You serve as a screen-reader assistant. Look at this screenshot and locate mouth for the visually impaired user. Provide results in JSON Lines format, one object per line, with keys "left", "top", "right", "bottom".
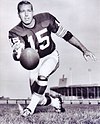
{"left": 25, "top": 18, "right": 30, "bottom": 21}
{"left": 25, "top": 18, "right": 29, "bottom": 21}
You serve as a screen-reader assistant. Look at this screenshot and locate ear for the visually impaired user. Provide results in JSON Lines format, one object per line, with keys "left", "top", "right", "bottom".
{"left": 18, "top": 13, "right": 20, "bottom": 18}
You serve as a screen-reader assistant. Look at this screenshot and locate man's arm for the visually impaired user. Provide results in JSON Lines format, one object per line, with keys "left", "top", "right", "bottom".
{"left": 9, "top": 37, "right": 25, "bottom": 61}
{"left": 68, "top": 36, "right": 96, "bottom": 61}
{"left": 55, "top": 25, "right": 96, "bottom": 61}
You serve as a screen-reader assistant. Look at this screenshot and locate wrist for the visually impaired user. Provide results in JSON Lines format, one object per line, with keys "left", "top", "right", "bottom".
{"left": 82, "top": 48, "right": 88, "bottom": 54}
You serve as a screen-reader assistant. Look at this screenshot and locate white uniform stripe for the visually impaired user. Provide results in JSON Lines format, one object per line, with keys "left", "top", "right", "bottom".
{"left": 56, "top": 25, "right": 67, "bottom": 37}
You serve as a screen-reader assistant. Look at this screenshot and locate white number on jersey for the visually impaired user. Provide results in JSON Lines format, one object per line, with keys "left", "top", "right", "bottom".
{"left": 36, "top": 28, "right": 50, "bottom": 50}
{"left": 28, "top": 36, "right": 35, "bottom": 49}
{"left": 9, "top": 37, "right": 20, "bottom": 47}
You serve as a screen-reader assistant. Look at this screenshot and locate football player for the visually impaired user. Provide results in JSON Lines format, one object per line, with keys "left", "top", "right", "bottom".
{"left": 9, "top": 1, "right": 96, "bottom": 117}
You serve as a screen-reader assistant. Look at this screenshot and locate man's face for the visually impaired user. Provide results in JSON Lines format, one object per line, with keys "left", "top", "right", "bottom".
{"left": 18, "top": 4, "right": 33, "bottom": 25}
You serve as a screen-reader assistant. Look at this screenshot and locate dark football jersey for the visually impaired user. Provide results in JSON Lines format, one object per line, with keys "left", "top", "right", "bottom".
{"left": 9, "top": 12, "right": 60, "bottom": 58}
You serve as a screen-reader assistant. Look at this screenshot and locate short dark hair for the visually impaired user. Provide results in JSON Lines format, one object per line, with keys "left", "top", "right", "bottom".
{"left": 17, "top": 1, "right": 33, "bottom": 13}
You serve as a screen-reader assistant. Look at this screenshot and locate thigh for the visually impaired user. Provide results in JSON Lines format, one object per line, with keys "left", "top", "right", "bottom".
{"left": 39, "top": 50, "right": 59, "bottom": 78}
{"left": 29, "top": 67, "right": 39, "bottom": 82}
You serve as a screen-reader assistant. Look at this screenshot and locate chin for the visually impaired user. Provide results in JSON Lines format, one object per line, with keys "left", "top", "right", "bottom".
{"left": 23, "top": 21, "right": 31, "bottom": 25}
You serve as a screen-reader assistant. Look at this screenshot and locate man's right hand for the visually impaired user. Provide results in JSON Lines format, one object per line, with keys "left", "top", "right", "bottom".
{"left": 13, "top": 43, "right": 25, "bottom": 59}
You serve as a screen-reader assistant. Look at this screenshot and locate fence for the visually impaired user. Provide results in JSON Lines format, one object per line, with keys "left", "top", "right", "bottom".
{"left": 0, "top": 98, "right": 31, "bottom": 105}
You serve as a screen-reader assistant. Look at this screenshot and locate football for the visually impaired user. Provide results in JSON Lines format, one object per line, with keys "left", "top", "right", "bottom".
{"left": 20, "top": 48, "right": 40, "bottom": 70}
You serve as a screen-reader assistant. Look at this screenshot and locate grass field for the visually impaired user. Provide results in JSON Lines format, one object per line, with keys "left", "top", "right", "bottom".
{"left": 0, "top": 104, "right": 100, "bottom": 124}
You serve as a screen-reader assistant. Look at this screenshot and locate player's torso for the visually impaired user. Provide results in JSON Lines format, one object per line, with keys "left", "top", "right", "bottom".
{"left": 10, "top": 13, "right": 57, "bottom": 58}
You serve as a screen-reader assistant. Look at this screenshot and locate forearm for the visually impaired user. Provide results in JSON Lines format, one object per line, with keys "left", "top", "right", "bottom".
{"left": 9, "top": 38, "right": 25, "bottom": 61}
{"left": 56, "top": 25, "right": 95, "bottom": 61}
{"left": 63, "top": 34, "right": 96, "bottom": 61}
{"left": 68, "top": 36, "right": 88, "bottom": 53}
{"left": 55, "top": 25, "right": 88, "bottom": 53}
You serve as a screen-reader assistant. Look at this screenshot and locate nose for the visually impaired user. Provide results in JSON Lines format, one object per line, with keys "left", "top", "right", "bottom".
{"left": 25, "top": 11, "right": 28, "bottom": 16}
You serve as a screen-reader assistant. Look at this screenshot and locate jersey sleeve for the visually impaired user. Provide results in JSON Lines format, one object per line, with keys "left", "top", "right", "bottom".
{"left": 9, "top": 30, "right": 25, "bottom": 48}
{"left": 47, "top": 13, "right": 60, "bottom": 33}
{"left": 48, "top": 13, "right": 73, "bottom": 41}
{"left": 9, "top": 28, "right": 25, "bottom": 61}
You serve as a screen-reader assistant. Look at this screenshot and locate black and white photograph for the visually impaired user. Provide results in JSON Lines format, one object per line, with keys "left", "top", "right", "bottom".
{"left": 0, "top": 0, "right": 100, "bottom": 123}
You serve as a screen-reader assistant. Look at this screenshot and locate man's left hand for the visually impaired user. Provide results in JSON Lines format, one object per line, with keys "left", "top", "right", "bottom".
{"left": 83, "top": 50, "right": 96, "bottom": 61}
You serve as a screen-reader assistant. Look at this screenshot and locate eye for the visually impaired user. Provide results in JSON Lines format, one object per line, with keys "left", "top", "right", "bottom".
{"left": 20, "top": 10, "right": 25, "bottom": 13}
{"left": 27, "top": 9, "right": 32, "bottom": 12}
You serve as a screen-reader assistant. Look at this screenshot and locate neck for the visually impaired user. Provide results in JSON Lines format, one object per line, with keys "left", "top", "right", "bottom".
{"left": 23, "top": 18, "right": 35, "bottom": 28}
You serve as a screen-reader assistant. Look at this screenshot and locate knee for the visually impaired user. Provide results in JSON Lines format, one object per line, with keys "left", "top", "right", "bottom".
{"left": 38, "top": 75, "right": 48, "bottom": 81}
{"left": 30, "top": 75, "right": 48, "bottom": 95}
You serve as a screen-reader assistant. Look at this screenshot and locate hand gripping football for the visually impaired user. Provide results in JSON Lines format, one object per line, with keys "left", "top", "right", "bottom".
{"left": 20, "top": 48, "right": 40, "bottom": 70}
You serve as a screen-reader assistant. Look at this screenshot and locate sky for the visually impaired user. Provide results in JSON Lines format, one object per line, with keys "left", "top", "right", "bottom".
{"left": 0, "top": 0, "right": 100, "bottom": 98}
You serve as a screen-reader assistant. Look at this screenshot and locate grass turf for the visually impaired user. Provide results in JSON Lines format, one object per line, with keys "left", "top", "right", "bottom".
{"left": 0, "top": 104, "right": 100, "bottom": 124}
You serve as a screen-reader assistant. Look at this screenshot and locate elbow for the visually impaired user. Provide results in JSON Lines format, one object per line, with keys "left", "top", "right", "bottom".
{"left": 63, "top": 31, "right": 73, "bottom": 41}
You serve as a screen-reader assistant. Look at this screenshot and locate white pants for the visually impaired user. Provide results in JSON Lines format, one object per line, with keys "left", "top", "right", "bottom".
{"left": 27, "top": 50, "right": 59, "bottom": 110}
{"left": 29, "top": 50, "right": 59, "bottom": 84}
